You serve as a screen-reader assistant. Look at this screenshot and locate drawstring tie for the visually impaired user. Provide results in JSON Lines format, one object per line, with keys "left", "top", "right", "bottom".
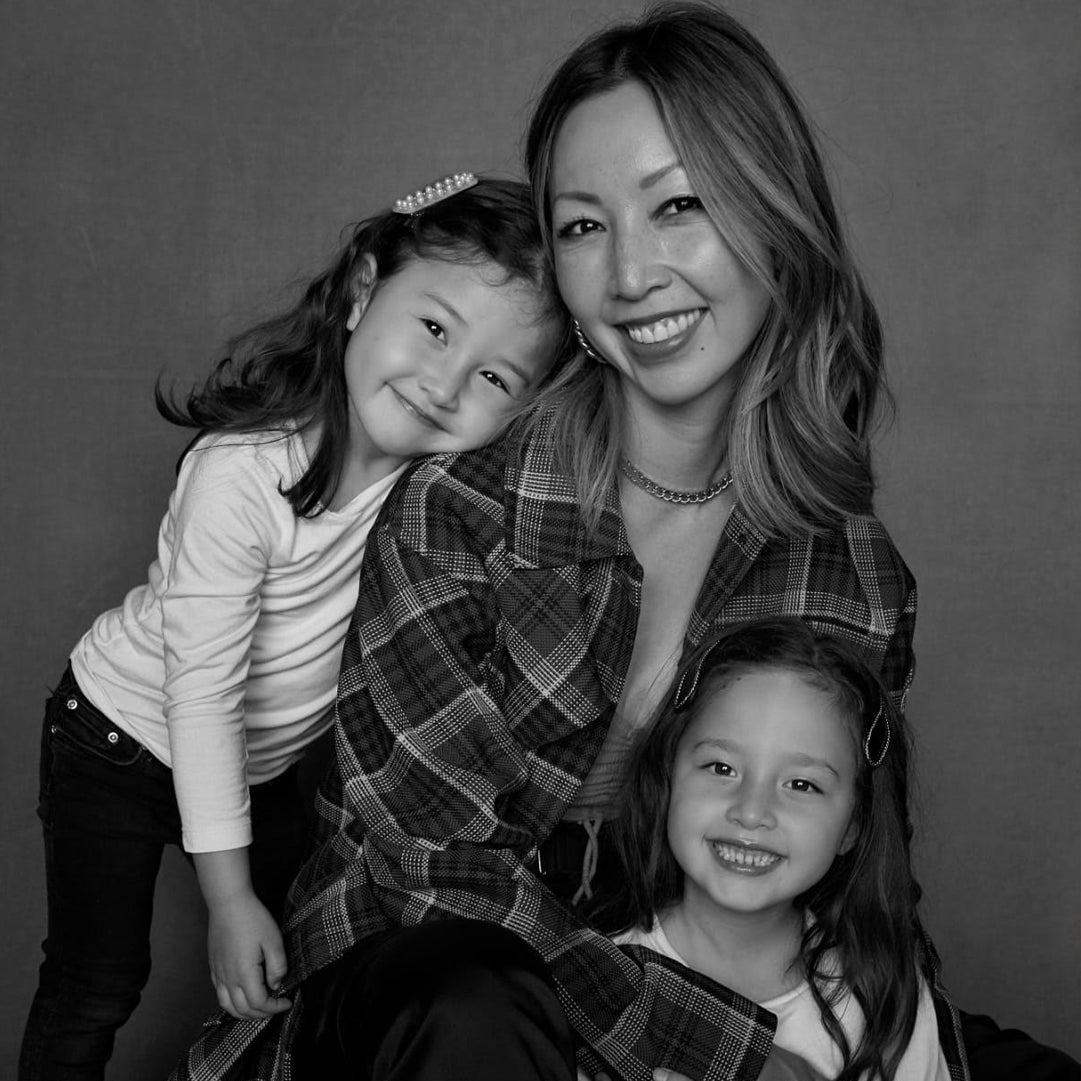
{"left": 571, "top": 818, "right": 603, "bottom": 906}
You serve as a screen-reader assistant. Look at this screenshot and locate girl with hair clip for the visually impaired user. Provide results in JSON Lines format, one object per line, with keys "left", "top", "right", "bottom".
{"left": 174, "top": 4, "right": 1072, "bottom": 1081}
{"left": 605, "top": 617, "right": 957, "bottom": 1081}
{"left": 20, "top": 175, "right": 568, "bottom": 1081}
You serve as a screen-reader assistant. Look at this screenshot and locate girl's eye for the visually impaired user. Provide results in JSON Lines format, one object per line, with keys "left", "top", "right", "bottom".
{"left": 421, "top": 319, "right": 446, "bottom": 342}
{"left": 480, "top": 371, "right": 510, "bottom": 394}
{"left": 706, "top": 761, "right": 734, "bottom": 777}
{"left": 788, "top": 778, "right": 822, "bottom": 794}
{"left": 555, "top": 217, "right": 600, "bottom": 239}
{"left": 661, "top": 195, "right": 703, "bottom": 216}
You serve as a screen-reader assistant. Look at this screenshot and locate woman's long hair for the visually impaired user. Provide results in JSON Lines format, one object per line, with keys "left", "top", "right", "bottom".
{"left": 524, "top": 2, "right": 889, "bottom": 538}
{"left": 157, "top": 178, "right": 569, "bottom": 517}
{"left": 607, "top": 618, "right": 921, "bottom": 1081}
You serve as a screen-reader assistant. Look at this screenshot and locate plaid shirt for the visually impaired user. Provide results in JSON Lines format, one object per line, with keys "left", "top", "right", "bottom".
{"left": 174, "top": 413, "right": 968, "bottom": 1081}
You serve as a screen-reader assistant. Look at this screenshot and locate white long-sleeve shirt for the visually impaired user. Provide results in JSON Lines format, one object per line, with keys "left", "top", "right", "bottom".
{"left": 71, "top": 430, "right": 405, "bottom": 853}
{"left": 616, "top": 919, "right": 950, "bottom": 1081}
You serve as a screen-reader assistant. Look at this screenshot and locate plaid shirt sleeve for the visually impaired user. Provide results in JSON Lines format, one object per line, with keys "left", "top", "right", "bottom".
{"left": 319, "top": 471, "right": 776, "bottom": 1081}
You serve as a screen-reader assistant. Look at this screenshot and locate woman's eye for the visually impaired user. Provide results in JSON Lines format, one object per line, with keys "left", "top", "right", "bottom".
{"left": 555, "top": 217, "right": 600, "bottom": 239}
{"left": 421, "top": 319, "right": 446, "bottom": 342}
{"left": 480, "top": 371, "right": 510, "bottom": 394}
{"left": 662, "top": 195, "right": 703, "bottom": 216}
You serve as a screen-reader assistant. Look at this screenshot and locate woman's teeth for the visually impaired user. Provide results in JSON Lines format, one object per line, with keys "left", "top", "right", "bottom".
{"left": 626, "top": 310, "right": 702, "bottom": 344}
{"left": 711, "top": 842, "right": 781, "bottom": 869}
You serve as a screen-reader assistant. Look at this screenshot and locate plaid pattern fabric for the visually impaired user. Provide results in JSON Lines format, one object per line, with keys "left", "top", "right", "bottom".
{"left": 174, "top": 413, "right": 964, "bottom": 1081}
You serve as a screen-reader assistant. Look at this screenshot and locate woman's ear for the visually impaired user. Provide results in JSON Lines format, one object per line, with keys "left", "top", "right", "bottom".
{"left": 346, "top": 253, "right": 378, "bottom": 332}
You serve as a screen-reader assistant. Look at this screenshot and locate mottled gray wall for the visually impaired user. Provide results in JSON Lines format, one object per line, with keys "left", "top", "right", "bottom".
{"left": 2, "top": 2, "right": 1078, "bottom": 1076}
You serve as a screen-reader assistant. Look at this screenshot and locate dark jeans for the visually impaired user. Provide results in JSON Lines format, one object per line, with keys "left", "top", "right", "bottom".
{"left": 296, "top": 919, "right": 578, "bottom": 1081}
{"left": 18, "top": 666, "right": 312, "bottom": 1081}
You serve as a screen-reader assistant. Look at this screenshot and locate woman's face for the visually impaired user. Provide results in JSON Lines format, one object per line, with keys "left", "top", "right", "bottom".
{"left": 549, "top": 81, "right": 772, "bottom": 419}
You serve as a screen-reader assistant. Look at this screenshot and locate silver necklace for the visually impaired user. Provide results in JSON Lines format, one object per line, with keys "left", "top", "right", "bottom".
{"left": 619, "top": 456, "right": 733, "bottom": 504}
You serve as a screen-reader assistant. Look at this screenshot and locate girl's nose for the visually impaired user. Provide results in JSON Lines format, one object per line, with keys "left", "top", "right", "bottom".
{"left": 726, "top": 780, "right": 777, "bottom": 831}
{"left": 610, "top": 226, "right": 669, "bottom": 300}
{"left": 418, "top": 368, "right": 462, "bottom": 409}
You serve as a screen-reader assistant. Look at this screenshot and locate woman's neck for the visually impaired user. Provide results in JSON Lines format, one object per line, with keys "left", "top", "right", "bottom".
{"left": 659, "top": 890, "right": 804, "bottom": 1003}
{"left": 619, "top": 388, "right": 732, "bottom": 491}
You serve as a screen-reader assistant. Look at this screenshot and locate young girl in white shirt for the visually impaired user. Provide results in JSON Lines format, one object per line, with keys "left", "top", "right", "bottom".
{"left": 19, "top": 174, "right": 568, "bottom": 1081}
{"left": 607, "top": 617, "right": 957, "bottom": 1081}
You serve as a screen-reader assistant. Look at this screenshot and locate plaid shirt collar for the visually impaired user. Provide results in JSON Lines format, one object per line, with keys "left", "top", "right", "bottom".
{"left": 502, "top": 409, "right": 768, "bottom": 585}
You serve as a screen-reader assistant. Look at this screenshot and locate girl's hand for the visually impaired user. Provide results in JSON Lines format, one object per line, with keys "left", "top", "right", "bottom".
{"left": 206, "top": 891, "right": 292, "bottom": 1019}
{"left": 193, "top": 847, "right": 292, "bottom": 1019}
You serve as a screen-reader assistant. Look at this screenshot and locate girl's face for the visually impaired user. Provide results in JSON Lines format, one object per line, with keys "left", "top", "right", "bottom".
{"left": 666, "top": 667, "right": 858, "bottom": 923}
{"left": 548, "top": 81, "right": 771, "bottom": 421}
{"left": 343, "top": 255, "right": 558, "bottom": 471}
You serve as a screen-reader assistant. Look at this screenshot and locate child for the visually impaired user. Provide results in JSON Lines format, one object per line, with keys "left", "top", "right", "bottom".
{"left": 607, "top": 617, "right": 959, "bottom": 1081}
{"left": 19, "top": 174, "right": 568, "bottom": 1081}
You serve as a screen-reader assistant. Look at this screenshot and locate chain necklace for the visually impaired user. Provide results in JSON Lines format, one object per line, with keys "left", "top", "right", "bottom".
{"left": 619, "top": 457, "right": 733, "bottom": 504}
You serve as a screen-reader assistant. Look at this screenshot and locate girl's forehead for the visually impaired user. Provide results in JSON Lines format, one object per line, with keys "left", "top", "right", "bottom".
{"left": 683, "top": 667, "right": 860, "bottom": 765}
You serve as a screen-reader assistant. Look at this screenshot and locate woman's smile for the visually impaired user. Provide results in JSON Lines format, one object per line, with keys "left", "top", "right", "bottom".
{"left": 622, "top": 308, "right": 705, "bottom": 347}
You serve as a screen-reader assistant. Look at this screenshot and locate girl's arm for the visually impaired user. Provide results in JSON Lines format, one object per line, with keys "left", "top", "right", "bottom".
{"left": 159, "top": 437, "right": 291, "bottom": 1016}
{"left": 304, "top": 471, "right": 776, "bottom": 1081}
{"left": 193, "top": 850, "right": 291, "bottom": 1019}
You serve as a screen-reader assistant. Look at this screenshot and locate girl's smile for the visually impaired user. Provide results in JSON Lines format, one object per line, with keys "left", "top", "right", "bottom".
{"left": 388, "top": 385, "right": 447, "bottom": 431}
{"left": 707, "top": 839, "right": 783, "bottom": 876}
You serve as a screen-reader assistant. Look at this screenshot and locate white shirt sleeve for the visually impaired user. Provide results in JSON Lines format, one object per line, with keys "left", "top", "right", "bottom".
{"left": 160, "top": 439, "right": 283, "bottom": 853}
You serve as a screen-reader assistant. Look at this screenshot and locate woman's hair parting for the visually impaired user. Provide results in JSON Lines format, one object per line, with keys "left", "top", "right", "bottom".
{"left": 157, "top": 177, "right": 570, "bottom": 517}
{"left": 524, "top": 2, "right": 888, "bottom": 537}
{"left": 609, "top": 617, "right": 921, "bottom": 1081}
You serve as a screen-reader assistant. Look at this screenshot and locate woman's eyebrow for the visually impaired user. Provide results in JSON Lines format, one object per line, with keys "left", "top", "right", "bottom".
{"left": 551, "top": 189, "right": 601, "bottom": 207}
{"left": 639, "top": 161, "right": 683, "bottom": 189}
{"left": 551, "top": 161, "right": 685, "bottom": 205}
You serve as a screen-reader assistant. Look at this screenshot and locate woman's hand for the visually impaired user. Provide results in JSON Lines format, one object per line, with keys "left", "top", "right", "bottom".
{"left": 194, "top": 848, "right": 292, "bottom": 1019}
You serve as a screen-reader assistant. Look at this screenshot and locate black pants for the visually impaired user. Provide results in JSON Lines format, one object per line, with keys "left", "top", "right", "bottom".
{"left": 19, "top": 666, "right": 311, "bottom": 1081}
{"left": 296, "top": 919, "right": 577, "bottom": 1081}
{"left": 295, "top": 818, "right": 1080, "bottom": 1081}
{"left": 961, "top": 1013, "right": 1079, "bottom": 1081}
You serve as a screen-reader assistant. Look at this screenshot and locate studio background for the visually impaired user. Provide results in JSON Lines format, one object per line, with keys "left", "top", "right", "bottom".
{"left": 2, "top": 1, "right": 1078, "bottom": 1077}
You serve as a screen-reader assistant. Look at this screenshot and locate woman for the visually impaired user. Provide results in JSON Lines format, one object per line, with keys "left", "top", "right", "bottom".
{"left": 175, "top": 5, "right": 958, "bottom": 1080}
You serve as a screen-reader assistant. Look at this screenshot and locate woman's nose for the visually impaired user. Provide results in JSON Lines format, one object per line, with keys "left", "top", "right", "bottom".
{"left": 726, "top": 780, "right": 777, "bottom": 830}
{"left": 609, "top": 226, "right": 669, "bottom": 300}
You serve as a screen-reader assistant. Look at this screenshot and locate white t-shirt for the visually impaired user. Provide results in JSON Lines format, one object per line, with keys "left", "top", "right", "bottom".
{"left": 71, "top": 429, "right": 406, "bottom": 853}
{"left": 615, "top": 920, "right": 949, "bottom": 1081}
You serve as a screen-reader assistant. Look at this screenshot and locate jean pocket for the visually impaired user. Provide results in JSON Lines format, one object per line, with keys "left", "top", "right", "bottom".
{"left": 47, "top": 687, "right": 146, "bottom": 768}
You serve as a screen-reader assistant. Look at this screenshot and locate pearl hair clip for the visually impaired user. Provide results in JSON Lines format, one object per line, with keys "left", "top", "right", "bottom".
{"left": 392, "top": 172, "right": 478, "bottom": 215}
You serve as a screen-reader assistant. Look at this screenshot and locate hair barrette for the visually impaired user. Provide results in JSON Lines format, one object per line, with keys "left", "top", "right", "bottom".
{"left": 392, "top": 172, "right": 477, "bottom": 215}
{"left": 863, "top": 700, "right": 890, "bottom": 768}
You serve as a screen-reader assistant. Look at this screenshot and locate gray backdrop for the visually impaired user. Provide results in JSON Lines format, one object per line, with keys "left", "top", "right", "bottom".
{"left": 2, "top": 1, "right": 1078, "bottom": 1077}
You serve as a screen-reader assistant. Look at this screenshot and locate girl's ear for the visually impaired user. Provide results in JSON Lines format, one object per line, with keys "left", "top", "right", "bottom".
{"left": 346, "top": 253, "right": 378, "bottom": 332}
